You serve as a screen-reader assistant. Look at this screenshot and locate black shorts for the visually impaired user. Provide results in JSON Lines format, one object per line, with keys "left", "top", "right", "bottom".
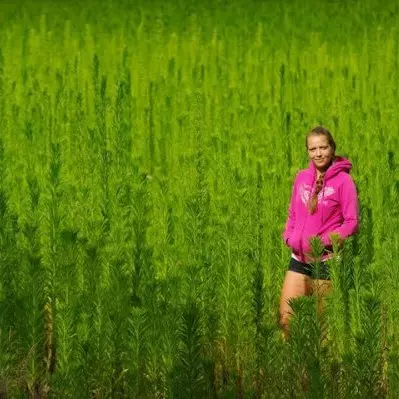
{"left": 288, "top": 257, "right": 331, "bottom": 280}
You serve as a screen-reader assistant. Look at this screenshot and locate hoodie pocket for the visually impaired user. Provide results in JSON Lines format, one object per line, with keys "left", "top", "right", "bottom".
{"left": 288, "top": 231, "right": 301, "bottom": 253}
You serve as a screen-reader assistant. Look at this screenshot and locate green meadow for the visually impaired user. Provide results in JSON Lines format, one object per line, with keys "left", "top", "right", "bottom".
{"left": 1, "top": 0, "right": 399, "bottom": 397}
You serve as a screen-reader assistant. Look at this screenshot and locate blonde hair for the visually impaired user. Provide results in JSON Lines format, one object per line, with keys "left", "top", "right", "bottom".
{"left": 308, "top": 173, "right": 325, "bottom": 214}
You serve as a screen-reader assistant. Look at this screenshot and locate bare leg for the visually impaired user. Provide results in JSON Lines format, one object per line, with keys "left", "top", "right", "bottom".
{"left": 279, "top": 271, "right": 312, "bottom": 340}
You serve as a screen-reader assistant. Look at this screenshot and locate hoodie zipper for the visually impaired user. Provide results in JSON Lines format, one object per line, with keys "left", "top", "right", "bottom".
{"left": 300, "top": 169, "right": 328, "bottom": 262}
{"left": 299, "top": 172, "right": 316, "bottom": 261}
{"left": 299, "top": 215, "right": 307, "bottom": 262}
{"left": 321, "top": 177, "right": 326, "bottom": 226}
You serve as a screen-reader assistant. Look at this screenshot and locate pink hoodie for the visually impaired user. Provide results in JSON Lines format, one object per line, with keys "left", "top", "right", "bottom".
{"left": 283, "top": 156, "right": 359, "bottom": 263}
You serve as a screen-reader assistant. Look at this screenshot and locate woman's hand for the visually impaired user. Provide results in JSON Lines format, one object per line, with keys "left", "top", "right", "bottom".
{"left": 286, "top": 235, "right": 301, "bottom": 253}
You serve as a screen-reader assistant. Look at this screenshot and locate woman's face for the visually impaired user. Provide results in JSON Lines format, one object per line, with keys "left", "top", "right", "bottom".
{"left": 307, "top": 134, "right": 335, "bottom": 172}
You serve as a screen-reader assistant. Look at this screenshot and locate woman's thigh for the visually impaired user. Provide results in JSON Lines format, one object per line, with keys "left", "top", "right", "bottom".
{"left": 279, "top": 271, "right": 312, "bottom": 319}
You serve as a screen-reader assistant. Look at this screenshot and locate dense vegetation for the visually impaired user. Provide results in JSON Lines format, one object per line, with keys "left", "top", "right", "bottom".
{"left": 1, "top": 0, "right": 399, "bottom": 397}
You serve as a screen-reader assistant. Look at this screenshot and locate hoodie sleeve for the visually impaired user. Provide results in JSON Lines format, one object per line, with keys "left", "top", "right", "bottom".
{"left": 321, "top": 175, "right": 359, "bottom": 246}
{"left": 283, "top": 174, "right": 298, "bottom": 246}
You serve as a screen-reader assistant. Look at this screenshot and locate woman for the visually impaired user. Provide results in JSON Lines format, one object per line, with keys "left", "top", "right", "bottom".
{"left": 279, "top": 126, "right": 359, "bottom": 339}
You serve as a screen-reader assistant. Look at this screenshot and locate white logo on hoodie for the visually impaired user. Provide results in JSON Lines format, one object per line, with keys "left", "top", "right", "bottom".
{"left": 299, "top": 184, "right": 335, "bottom": 206}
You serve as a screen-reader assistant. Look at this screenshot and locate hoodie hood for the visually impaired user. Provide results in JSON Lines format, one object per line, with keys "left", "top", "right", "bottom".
{"left": 308, "top": 156, "right": 352, "bottom": 181}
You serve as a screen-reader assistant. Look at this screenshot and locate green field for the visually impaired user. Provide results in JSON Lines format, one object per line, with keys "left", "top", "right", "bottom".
{"left": 1, "top": 0, "right": 399, "bottom": 397}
